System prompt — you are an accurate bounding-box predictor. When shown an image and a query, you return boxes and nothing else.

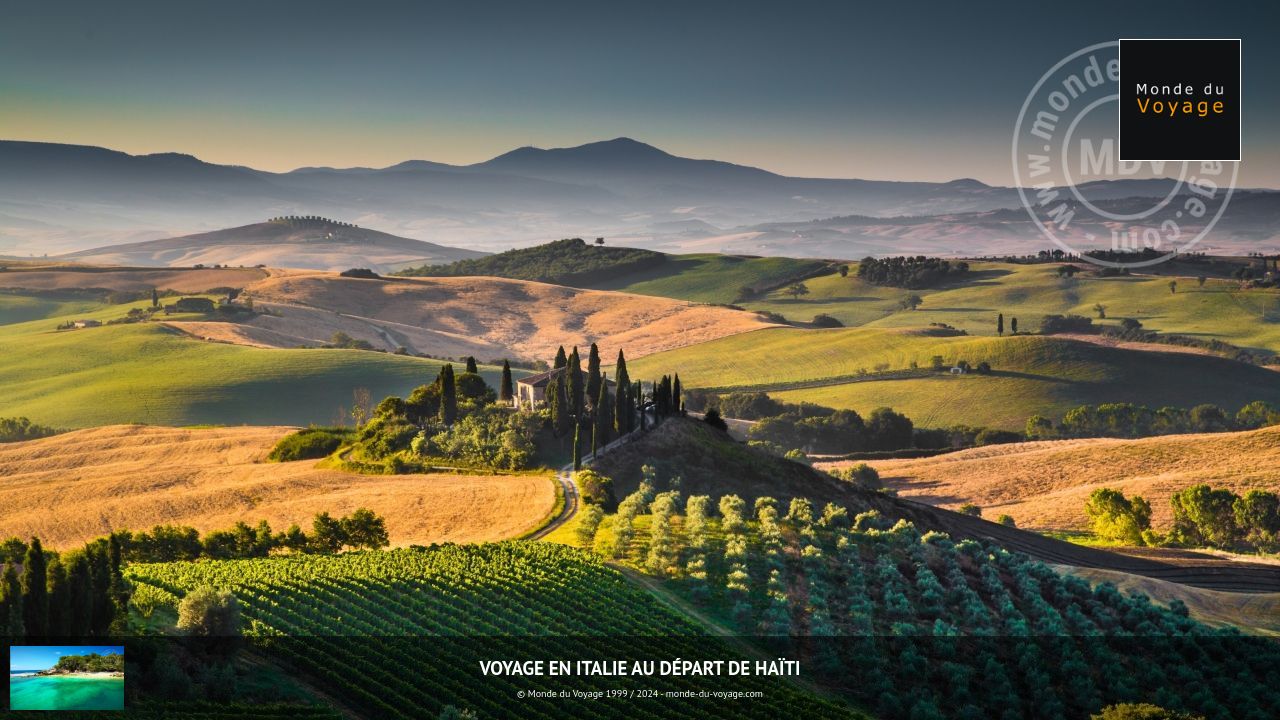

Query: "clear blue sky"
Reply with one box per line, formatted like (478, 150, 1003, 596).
(1, 0, 1276, 185)
(10, 646, 123, 672)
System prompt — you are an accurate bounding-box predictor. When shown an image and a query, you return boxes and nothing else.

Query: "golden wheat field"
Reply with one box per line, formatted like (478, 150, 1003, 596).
(0, 425, 555, 548)
(170, 270, 776, 362)
(817, 426, 1280, 531)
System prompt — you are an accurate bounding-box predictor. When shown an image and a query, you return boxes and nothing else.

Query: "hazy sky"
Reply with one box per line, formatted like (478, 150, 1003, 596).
(2, 0, 1277, 185)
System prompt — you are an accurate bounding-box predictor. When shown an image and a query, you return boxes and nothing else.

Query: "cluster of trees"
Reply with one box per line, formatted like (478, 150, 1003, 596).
(0, 535, 127, 638)
(686, 391, 1019, 457)
(49, 651, 124, 674)
(399, 237, 666, 285)
(324, 331, 376, 351)
(1085, 485, 1280, 551)
(1026, 401, 1280, 440)
(748, 407, 914, 455)
(0, 416, 58, 443)
(269, 215, 357, 227)
(856, 256, 969, 289)
(115, 510, 389, 562)
(544, 345, 643, 468)
(349, 357, 538, 470)
(1039, 314, 1095, 334)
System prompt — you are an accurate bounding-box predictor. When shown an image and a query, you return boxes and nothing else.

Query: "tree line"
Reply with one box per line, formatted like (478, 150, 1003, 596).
(1086, 485, 1280, 551)
(49, 651, 124, 674)
(0, 535, 126, 638)
(1027, 400, 1280, 440)
(856, 256, 970, 289)
(117, 509, 389, 563)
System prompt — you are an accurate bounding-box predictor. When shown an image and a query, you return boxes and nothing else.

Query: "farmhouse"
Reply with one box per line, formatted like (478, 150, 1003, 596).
(72, 319, 101, 328)
(168, 297, 217, 313)
(514, 367, 615, 410)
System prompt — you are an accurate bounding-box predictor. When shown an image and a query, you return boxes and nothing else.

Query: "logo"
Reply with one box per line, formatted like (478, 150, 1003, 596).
(1012, 41, 1238, 268)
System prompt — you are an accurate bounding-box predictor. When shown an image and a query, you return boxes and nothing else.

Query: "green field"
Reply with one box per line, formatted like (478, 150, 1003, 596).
(126, 544, 860, 720)
(741, 262, 1280, 352)
(0, 293, 107, 324)
(586, 253, 830, 304)
(0, 306, 506, 428)
(631, 327, 1280, 429)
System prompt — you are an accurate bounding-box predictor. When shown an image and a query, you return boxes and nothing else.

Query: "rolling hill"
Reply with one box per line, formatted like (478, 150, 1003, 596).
(60, 217, 485, 272)
(175, 270, 778, 363)
(629, 327, 1280, 429)
(0, 425, 555, 548)
(0, 305, 497, 427)
(739, 261, 1280, 353)
(402, 237, 832, 305)
(819, 425, 1280, 532)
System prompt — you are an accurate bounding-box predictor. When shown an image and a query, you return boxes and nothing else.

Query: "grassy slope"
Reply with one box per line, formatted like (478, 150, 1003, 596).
(585, 253, 829, 304)
(0, 304, 501, 427)
(631, 327, 1280, 429)
(0, 294, 106, 324)
(745, 262, 1280, 352)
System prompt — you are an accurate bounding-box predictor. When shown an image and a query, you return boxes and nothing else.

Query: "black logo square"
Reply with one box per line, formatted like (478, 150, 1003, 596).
(1119, 39, 1240, 161)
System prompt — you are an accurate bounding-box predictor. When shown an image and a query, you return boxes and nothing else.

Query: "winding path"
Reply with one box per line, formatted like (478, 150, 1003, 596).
(526, 465, 578, 540)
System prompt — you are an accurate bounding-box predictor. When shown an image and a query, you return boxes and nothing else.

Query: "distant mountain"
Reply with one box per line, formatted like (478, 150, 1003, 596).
(1, 138, 1271, 258)
(60, 217, 486, 272)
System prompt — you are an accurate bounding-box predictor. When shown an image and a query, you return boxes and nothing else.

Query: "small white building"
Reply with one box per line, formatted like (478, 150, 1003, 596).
(73, 319, 102, 329)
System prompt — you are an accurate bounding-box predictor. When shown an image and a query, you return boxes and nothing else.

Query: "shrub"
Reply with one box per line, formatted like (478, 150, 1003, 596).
(1039, 314, 1094, 334)
(267, 427, 353, 462)
(1085, 488, 1152, 545)
(177, 586, 241, 636)
(811, 313, 844, 328)
(996, 514, 1017, 527)
(575, 470, 615, 508)
(702, 408, 729, 432)
(974, 428, 1022, 446)
(957, 504, 982, 517)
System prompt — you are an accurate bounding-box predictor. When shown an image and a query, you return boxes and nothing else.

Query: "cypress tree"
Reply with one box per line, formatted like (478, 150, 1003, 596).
(465, 356, 479, 374)
(673, 374, 682, 415)
(21, 537, 48, 637)
(499, 360, 514, 403)
(88, 544, 113, 637)
(553, 346, 567, 369)
(638, 382, 648, 431)
(586, 343, 602, 409)
(567, 347, 585, 419)
(548, 374, 571, 436)
(1, 565, 22, 636)
(997, 313, 1004, 336)
(438, 364, 457, 425)
(151, 287, 159, 308)
(67, 552, 92, 637)
(572, 420, 582, 471)
(594, 372, 612, 453)
(1011, 317, 1018, 334)
(46, 557, 69, 636)
(614, 350, 631, 435)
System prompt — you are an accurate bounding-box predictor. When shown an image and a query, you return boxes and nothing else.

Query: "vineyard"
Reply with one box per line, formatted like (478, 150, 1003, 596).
(583, 480, 1280, 720)
(125, 543, 863, 719)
